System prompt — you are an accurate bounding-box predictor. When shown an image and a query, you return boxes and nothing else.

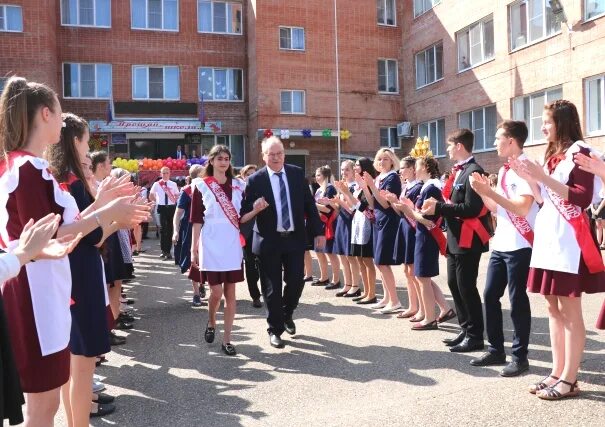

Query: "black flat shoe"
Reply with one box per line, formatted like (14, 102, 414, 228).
(344, 287, 362, 298)
(352, 295, 366, 302)
(118, 313, 135, 323)
(92, 393, 115, 404)
(303, 276, 314, 282)
(90, 403, 115, 417)
(335, 286, 352, 297)
(324, 281, 341, 290)
(109, 332, 126, 346)
(115, 320, 133, 330)
(356, 297, 377, 305)
(221, 343, 237, 356)
(204, 323, 215, 343)
(269, 333, 285, 348)
(311, 279, 329, 287)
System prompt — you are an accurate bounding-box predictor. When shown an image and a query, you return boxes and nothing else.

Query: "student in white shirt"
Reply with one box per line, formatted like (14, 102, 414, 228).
(150, 167, 179, 259)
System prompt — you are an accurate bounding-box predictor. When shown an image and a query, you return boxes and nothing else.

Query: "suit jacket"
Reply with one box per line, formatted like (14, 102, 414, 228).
(434, 159, 492, 255)
(241, 164, 323, 255)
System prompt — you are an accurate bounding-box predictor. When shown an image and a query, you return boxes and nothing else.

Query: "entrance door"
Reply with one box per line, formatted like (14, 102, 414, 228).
(285, 154, 306, 173)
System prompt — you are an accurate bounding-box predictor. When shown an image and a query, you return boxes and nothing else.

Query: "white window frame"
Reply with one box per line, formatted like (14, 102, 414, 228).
(60, 0, 111, 28)
(458, 105, 498, 153)
(198, 67, 244, 102)
(279, 26, 305, 51)
(509, 0, 561, 52)
(280, 90, 306, 115)
(378, 58, 399, 94)
(415, 42, 443, 89)
(512, 86, 562, 145)
(377, 0, 396, 26)
(417, 118, 446, 157)
(131, 0, 179, 32)
(0, 4, 23, 32)
(62, 63, 112, 100)
(413, 0, 441, 18)
(456, 15, 494, 72)
(585, 0, 605, 21)
(586, 75, 605, 136)
(197, 1, 243, 35)
(132, 65, 180, 101)
(379, 127, 400, 149)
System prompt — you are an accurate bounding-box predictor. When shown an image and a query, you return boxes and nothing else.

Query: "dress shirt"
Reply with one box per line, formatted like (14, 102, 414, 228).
(454, 155, 474, 183)
(150, 180, 179, 206)
(267, 167, 295, 232)
(0, 252, 21, 282)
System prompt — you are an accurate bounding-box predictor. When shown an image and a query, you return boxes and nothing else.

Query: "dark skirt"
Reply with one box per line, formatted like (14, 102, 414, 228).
(527, 256, 605, 297)
(189, 265, 202, 283)
(394, 217, 416, 265)
(0, 294, 24, 425)
(176, 220, 193, 273)
(413, 229, 439, 278)
(332, 211, 353, 256)
(351, 241, 373, 258)
(109, 233, 132, 282)
(201, 268, 244, 286)
(373, 209, 402, 265)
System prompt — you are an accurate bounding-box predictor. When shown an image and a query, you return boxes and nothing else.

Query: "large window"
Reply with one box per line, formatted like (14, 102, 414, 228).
(280, 90, 305, 114)
(0, 78, 7, 93)
(198, 1, 242, 34)
(418, 118, 446, 157)
(513, 86, 562, 144)
(459, 105, 498, 152)
(279, 27, 305, 50)
(509, 0, 559, 50)
(199, 68, 243, 101)
(378, 59, 398, 93)
(377, 0, 396, 26)
(131, 0, 178, 31)
(132, 66, 180, 100)
(61, 0, 110, 27)
(380, 127, 400, 148)
(415, 43, 443, 89)
(200, 135, 245, 167)
(586, 0, 605, 20)
(0, 4, 22, 32)
(63, 63, 112, 99)
(414, 0, 441, 18)
(586, 76, 604, 135)
(457, 16, 494, 71)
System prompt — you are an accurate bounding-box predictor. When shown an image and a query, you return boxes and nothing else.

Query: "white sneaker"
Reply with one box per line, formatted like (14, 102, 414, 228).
(92, 380, 106, 393)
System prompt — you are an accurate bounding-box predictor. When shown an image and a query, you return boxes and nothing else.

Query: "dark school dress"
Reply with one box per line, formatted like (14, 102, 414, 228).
(351, 190, 374, 258)
(373, 172, 402, 265)
(414, 183, 443, 278)
(394, 181, 423, 265)
(315, 184, 337, 253)
(332, 183, 357, 256)
(175, 186, 193, 273)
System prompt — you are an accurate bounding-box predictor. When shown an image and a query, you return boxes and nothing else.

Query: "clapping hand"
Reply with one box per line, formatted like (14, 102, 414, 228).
(469, 172, 492, 196)
(420, 197, 438, 215)
(575, 151, 605, 180)
(510, 157, 545, 183)
(96, 175, 136, 206)
(381, 190, 398, 204)
(354, 172, 367, 189)
(362, 172, 375, 188)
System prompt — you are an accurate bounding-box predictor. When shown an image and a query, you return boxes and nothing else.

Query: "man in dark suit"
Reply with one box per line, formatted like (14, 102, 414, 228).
(241, 136, 324, 348)
(422, 128, 491, 352)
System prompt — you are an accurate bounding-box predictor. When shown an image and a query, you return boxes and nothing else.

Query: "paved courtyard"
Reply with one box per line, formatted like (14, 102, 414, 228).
(54, 238, 604, 426)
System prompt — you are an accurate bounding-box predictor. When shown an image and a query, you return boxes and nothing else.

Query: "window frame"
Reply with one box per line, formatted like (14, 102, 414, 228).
(458, 105, 498, 153)
(62, 62, 113, 100)
(378, 58, 399, 94)
(280, 90, 306, 115)
(379, 127, 401, 149)
(199, 135, 246, 167)
(198, 67, 244, 102)
(60, 0, 111, 28)
(197, 0, 243, 35)
(417, 118, 446, 157)
(586, 75, 605, 136)
(131, 0, 179, 32)
(132, 65, 180, 101)
(456, 15, 494, 72)
(377, 0, 397, 27)
(509, 0, 561, 52)
(413, 0, 441, 19)
(0, 77, 7, 93)
(0, 4, 23, 32)
(415, 42, 443, 89)
(279, 26, 305, 51)
(512, 86, 562, 145)
(585, 0, 605, 21)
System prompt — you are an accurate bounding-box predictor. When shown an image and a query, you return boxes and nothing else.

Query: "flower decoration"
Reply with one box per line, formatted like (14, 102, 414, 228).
(410, 136, 433, 158)
(280, 129, 290, 140)
(264, 128, 274, 138)
(322, 129, 332, 138)
(340, 129, 352, 140)
(302, 129, 312, 138)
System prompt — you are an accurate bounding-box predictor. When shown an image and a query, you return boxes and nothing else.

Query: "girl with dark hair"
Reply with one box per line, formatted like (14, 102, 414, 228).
(514, 99, 605, 400)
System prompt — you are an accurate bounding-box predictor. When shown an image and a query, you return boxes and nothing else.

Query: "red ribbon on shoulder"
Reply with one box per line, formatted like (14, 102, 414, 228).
(203, 177, 245, 247)
(320, 210, 338, 240)
(427, 218, 447, 256)
(500, 166, 534, 246)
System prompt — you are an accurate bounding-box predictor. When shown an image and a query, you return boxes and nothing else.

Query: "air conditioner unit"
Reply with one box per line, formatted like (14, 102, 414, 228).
(397, 121, 412, 137)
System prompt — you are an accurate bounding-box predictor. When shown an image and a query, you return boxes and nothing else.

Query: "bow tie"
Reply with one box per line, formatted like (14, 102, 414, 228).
(452, 164, 463, 173)
(503, 163, 510, 171)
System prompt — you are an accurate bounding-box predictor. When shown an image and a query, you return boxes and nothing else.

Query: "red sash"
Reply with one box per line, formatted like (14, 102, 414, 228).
(545, 187, 605, 273)
(159, 180, 177, 204)
(427, 218, 447, 256)
(500, 166, 534, 246)
(203, 177, 245, 247)
(320, 210, 338, 240)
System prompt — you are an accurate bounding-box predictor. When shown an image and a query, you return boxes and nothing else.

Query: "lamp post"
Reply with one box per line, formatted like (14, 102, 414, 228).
(334, 0, 342, 177)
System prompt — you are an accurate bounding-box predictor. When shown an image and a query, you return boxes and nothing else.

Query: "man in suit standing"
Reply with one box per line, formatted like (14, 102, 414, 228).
(241, 136, 324, 348)
(149, 167, 179, 259)
(422, 129, 491, 352)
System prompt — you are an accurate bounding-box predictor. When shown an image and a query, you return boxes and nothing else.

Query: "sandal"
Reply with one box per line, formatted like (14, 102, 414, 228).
(397, 310, 418, 319)
(529, 375, 559, 394)
(204, 323, 215, 343)
(411, 320, 438, 331)
(537, 379, 580, 400)
(221, 343, 237, 356)
(409, 315, 425, 323)
(436, 309, 457, 323)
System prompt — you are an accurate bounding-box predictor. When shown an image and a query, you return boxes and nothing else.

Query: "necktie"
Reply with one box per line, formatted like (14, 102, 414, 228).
(276, 172, 291, 230)
(163, 181, 168, 205)
(503, 162, 510, 171)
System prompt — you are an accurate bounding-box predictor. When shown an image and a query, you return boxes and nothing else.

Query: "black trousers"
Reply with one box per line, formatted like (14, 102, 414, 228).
(257, 235, 304, 336)
(446, 251, 484, 341)
(244, 240, 261, 300)
(158, 205, 176, 254)
(484, 248, 532, 361)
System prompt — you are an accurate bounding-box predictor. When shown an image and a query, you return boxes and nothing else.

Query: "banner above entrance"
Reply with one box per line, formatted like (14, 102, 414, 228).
(89, 120, 222, 133)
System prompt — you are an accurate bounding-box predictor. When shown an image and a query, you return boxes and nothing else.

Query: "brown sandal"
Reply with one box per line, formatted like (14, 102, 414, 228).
(537, 379, 580, 400)
(529, 375, 559, 394)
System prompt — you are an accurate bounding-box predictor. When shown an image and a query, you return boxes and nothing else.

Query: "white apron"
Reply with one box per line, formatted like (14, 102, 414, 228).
(195, 178, 245, 272)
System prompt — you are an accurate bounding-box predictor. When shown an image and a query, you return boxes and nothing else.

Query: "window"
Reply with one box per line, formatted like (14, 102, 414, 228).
(0, 5, 22, 32)
(198, 1, 242, 34)
(513, 86, 562, 144)
(414, 0, 441, 18)
(63, 63, 112, 99)
(459, 105, 498, 152)
(415, 43, 443, 88)
(280, 90, 305, 114)
(132, 66, 180, 100)
(61, 0, 110, 27)
(378, 59, 398, 93)
(380, 127, 400, 148)
(586, 76, 604, 134)
(131, 0, 178, 31)
(279, 27, 305, 50)
(418, 118, 446, 157)
(377, 0, 396, 26)
(200, 135, 245, 167)
(0, 77, 6, 93)
(586, 0, 605, 20)
(509, 0, 559, 50)
(198, 68, 243, 101)
(457, 16, 494, 71)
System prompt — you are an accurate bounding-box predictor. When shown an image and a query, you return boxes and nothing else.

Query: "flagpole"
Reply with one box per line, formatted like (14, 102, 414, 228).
(334, 0, 341, 178)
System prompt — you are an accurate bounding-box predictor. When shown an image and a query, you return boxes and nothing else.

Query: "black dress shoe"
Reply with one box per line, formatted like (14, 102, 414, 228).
(115, 320, 133, 330)
(311, 279, 329, 287)
(470, 351, 506, 366)
(449, 337, 484, 353)
(324, 281, 341, 290)
(90, 403, 116, 417)
(251, 298, 263, 308)
(204, 323, 215, 343)
(500, 360, 529, 377)
(356, 297, 377, 305)
(269, 333, 285, 348)
(284, 319, 296, 335)
(118, 312, 135, 323)
(352, 295, 366, 302)
(221, 343, 237, 356)
(165, 254, 173, 260)
(93, 393, 115, 404)
(303, 276, 314, 282)
(109, 332, 126, 346)
(344, 288, 362, 298)
(442, 331, 466, 347)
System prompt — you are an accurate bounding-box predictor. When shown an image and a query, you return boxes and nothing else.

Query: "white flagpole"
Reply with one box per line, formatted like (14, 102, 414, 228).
(334, 0, 341, 178)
